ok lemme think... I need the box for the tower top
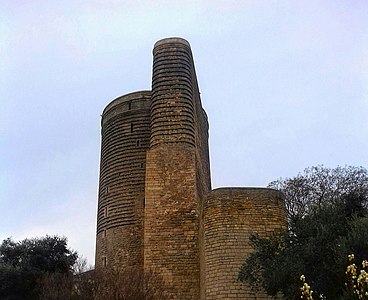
[153,37,191,50]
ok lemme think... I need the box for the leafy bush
[239,166,368,299]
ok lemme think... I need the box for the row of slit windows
[104,122,134,134]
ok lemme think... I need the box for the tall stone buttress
[144,38,211,299]
[95,37,287,300]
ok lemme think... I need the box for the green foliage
[0,235,77,299]
[239,166,368,300]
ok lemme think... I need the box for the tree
[38,256,94,300]
[39,267,170,300]
[239,166,368,300]
[89,268,170,300]
[0,236,169,299]
[0,235,78,299]
[268,165,368,219]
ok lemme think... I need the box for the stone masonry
[95,37,287,299]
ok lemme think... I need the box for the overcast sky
[1,1,368,265]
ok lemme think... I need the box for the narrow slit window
[128,102,132,110]
[136,140,140,146]
[104,207,108,217]
[140,163,144,169]
[102,257,107,267]
[130,123,134,133]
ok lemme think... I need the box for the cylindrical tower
[204,188,287,299]
[95,91,151,271]
[144,37,201,299]
[150,37,195,147]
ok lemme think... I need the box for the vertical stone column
[144,38,200,299]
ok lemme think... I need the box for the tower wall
[95,91,151,270]
[204,188,287,299]
[144,37,209,299]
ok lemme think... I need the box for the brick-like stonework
[204,188,286,299]
[95,38,287,299]
[95,91,151,271]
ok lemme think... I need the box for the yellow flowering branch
[300,274,314,300]
[346,254,368,299]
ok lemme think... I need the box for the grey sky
[1,1,368,264]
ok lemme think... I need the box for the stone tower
[95,37,287,299]
[95,91,151,271]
